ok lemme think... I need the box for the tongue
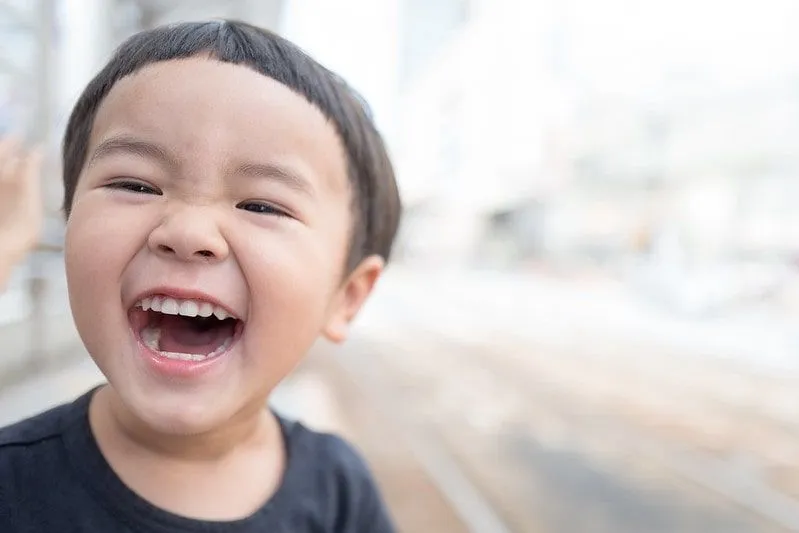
[157,315,235,355]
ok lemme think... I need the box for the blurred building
[394,0,799,278]
[563,4,799,271]
[394,0,573,266]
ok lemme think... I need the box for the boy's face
[65,57,382,435]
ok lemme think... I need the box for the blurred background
[2,0,799,531]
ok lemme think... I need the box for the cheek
[248,240,331,320]
[65,196,145,322]
[236,221,347,339]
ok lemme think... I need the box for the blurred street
[2,266,798,532]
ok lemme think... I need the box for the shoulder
[0,394,87,509]
[279,417,396,532]
[0,400,81,450]
[282,417,375,484]
[0,390,91,470]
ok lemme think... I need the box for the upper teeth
[137,296,231,320]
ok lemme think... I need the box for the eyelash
[236,201,291,218]
[106,180,162,195]
[106,180,291,218]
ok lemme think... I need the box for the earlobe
[322,255,385,344]
[324,322,349,345]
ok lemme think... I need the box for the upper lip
[130,287,244,321]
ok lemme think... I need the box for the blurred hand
[0,136,43,291]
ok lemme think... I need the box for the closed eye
[105,180,162,195]
[236,201,291,218]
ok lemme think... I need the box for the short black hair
[62,20,401,271]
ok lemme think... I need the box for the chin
[116,383,238,436]
[140,400,225,436]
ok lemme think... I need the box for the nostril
[151,239,218,260]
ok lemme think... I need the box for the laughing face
[65,57,381,435]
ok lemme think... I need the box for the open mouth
[129,296,243,362]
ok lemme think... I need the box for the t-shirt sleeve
[322,434,397,533]
[352,474,396,533]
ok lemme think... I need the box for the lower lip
[132,323,243,379]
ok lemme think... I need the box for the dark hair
[62,20,401,271]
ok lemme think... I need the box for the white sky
[562,0,799,92]
[282,0,799,100]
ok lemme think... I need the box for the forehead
[90,57,349,193]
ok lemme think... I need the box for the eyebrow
[88,135,179,170]
[88,135,315,196]
[235,162,315,197]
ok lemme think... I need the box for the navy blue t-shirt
[0,389,396,532]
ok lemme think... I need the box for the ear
[322,254,385,344]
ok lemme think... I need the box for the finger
[19,149,43,215]
[20,147,43,191]
[0,135,22,162]
[0,135,20,157]
[0,137,23,184]
[0,146,24,186]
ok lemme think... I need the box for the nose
[147,207,229,263]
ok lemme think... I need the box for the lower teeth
[140,327,233,361]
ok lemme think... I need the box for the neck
[91,385,279,462]
[88,386,286,521]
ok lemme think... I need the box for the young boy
[0,20,401,532]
